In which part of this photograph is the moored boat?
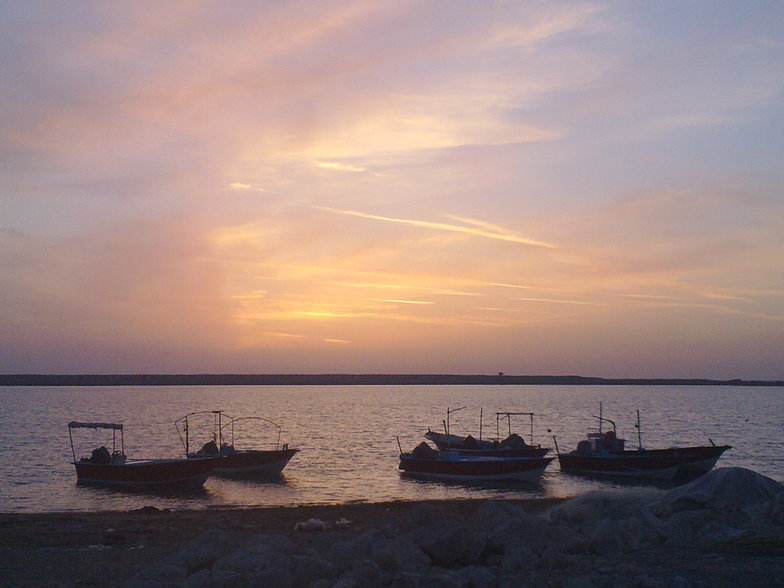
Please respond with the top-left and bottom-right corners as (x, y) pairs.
(424, 408), (550, 458)
(398, 440), (554, 482)
(68, 421), (215, 488)
(176, 411), (298, 476)
(555, 406), (731, 480)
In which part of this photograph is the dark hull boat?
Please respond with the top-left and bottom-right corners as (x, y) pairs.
(68, 421), (214, 488)
(425, 409), (550, 458)
(555, 406), (731, 481)
(399, 441), (554, 482)
(177, 411), (298, 476)
(210, 447), (299, 475)
(73, 457), (215, 488)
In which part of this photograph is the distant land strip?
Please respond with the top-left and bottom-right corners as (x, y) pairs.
(1, 374), (782, 387)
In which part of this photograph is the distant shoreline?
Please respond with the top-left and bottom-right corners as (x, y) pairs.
(1, 374), (782, 386)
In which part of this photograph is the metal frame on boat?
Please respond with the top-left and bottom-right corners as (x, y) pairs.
(67, 421), (214, 488)
(176, 410), (298, 476)
(424, 407), (550, 457)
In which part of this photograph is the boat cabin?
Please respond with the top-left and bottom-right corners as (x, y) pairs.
(580, 430), (626, 454)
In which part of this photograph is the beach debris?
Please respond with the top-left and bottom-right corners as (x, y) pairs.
(294, 517), (329, 532)
(334, 517), (352, 529)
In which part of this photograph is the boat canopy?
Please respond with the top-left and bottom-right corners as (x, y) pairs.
(68, 421), (123, 430)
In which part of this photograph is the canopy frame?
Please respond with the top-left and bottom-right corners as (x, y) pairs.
(67, 421), (124, 462)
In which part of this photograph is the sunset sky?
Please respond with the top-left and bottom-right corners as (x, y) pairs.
(2, 2), (783, 378)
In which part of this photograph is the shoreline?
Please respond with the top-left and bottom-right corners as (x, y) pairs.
(0, 498), (561, 587)
(3, 373), (782, 386)
(2, 479), (782, 587)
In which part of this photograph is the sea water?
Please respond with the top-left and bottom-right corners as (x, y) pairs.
(0, 385), (780, 513)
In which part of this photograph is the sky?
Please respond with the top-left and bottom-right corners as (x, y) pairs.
(1, 2), (783, 379)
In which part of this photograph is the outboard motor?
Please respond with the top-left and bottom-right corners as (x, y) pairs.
(90, 446), (111, 464)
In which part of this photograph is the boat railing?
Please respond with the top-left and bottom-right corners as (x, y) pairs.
(221, 416), (285, 450)
(176, 410), (227, 456)
(435, 407), (545, 449)
(176, 410), (290, 455)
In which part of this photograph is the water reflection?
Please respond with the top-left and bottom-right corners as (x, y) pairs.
(74, 480), (211, 500)
(400, 473), (548, 495)
(0, 384), (780, 512)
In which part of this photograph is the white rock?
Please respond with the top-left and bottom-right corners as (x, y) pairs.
(294, 517), (329, 532)
(654, 467), (784, 515)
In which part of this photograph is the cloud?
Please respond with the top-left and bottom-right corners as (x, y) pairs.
(316, 161), (367, 172)
(515, 297), (596, 306)
(314, 207), (556, 247)
(1, 3), (783, 376)
(368, 299), (434, 305)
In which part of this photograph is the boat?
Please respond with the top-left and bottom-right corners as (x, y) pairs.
(398, 439), (554, 482)
(555, 405), (731, 480)
(424, 407), (550, 457)
(176, 411), (299, 476)
(68, 421), (215, 488)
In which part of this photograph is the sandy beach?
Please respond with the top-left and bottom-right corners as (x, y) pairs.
(2, 472), (783, 588)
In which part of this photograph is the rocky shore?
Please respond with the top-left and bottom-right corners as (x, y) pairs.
(2, 468), (783, 587)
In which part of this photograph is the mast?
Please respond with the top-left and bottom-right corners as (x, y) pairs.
(599, 402), (603, 435)
(636, 409), (643, 450)
(446, 406), (466, 438)
(529, 412), (534, 445)
(592, 403), (616, 435)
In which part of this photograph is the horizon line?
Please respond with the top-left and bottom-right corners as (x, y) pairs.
(1, 374), (781, 387)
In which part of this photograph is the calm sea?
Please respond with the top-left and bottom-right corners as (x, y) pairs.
(0, 385), (781, 513)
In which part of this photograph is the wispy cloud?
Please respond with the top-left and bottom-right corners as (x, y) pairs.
(316, 161), (367, 172)
(263, 331), (305, 339)
(368, 299), (434, 305)
(325, 281), (480, 297)
(228, 182), (266, 191)
(515, 297), (596, 305)
(314, 207), (556, 248)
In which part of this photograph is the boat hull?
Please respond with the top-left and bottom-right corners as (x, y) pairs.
(557, 454), (679, 480)
(437, 445), (550, 458)
(399, 454), (554, 482)
(213, 448), (299, 475)
(632, 445), (731, 473)
(73, 457), (215, 488)
(557, 445), (731, 480)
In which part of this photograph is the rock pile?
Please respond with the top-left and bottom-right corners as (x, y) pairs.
(124, 467), (784, 587)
